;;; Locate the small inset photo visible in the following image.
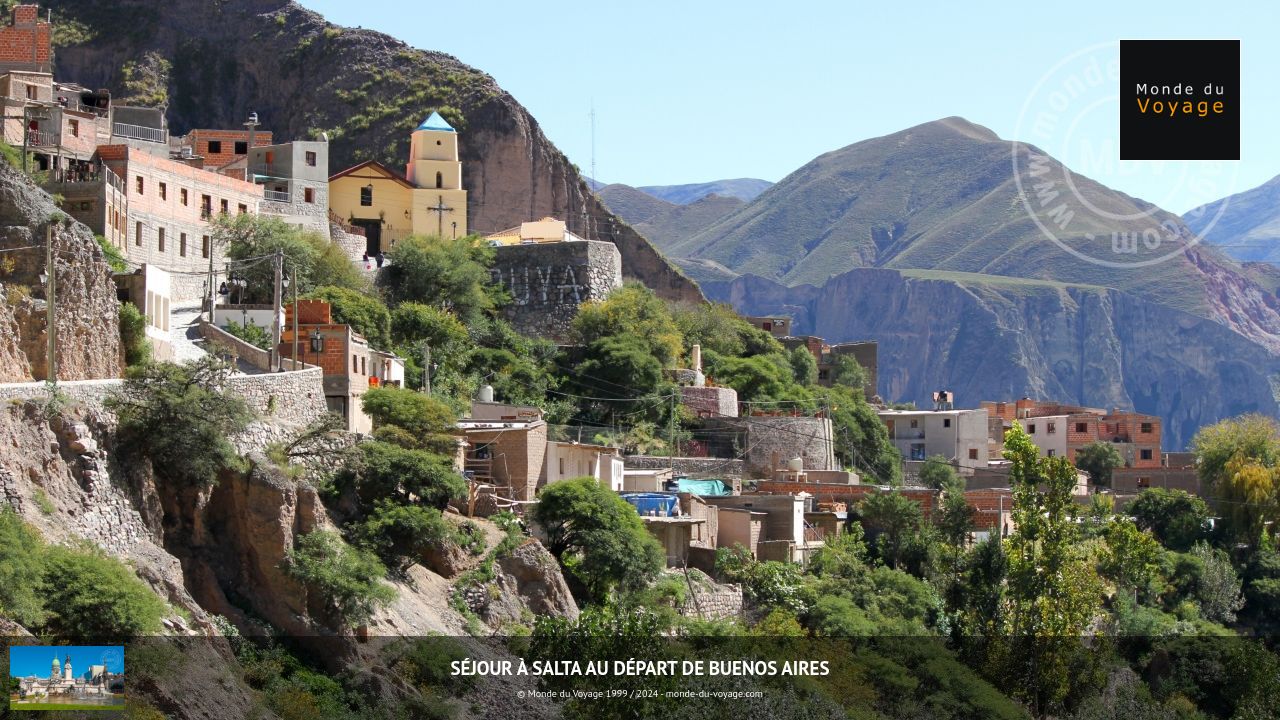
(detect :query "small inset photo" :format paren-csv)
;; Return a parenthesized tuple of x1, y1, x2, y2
(8, 645, 125, 711)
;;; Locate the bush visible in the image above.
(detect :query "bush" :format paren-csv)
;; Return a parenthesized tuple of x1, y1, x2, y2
(714, 545, 809, 614)
(362, 386, 457, 440)
(285, 530, 396, 626)
(307, 285, 391, 350)
(96, 235, 127, 272)
(0, 509, 48, 627)
(118, 302, 151, 367)
(107, 357, 253, 488)
(222, 319, 272, 351)
(351, 440, 466, 511)
(378, 234, 498, 325)
(41, 542, 167, 638)
(351, 501, 459, 570)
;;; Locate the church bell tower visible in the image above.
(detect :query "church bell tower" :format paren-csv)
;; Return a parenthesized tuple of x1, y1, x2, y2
(405, 111, 468, 237)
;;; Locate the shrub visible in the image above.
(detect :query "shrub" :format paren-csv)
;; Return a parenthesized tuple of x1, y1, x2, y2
(351, 500, 458, 570)
(222, 319, 272, 351)
(285, 530, 396, 626)
(351, 440, 466, 510)
(307, 285, 390, 350)
(118, 302, 152, 367)
(362, 386, 457, 439)
(96, 234, 127, 272)
(41, 542, 167, 638)
(0, 509, 48, 627)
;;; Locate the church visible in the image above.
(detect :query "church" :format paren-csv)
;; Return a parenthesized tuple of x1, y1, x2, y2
(14, 652, 118, 700)
(328, 111, 469, 256)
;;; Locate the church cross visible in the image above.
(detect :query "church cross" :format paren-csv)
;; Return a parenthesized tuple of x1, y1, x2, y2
(428, 195, 453, 237)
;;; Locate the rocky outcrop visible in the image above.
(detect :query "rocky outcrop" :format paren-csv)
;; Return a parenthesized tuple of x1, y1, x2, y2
(710, 269, 1280, 449)
(485, 540, 579, 625)
(46, 0, 703, 305)
(0, 161, 121, 381)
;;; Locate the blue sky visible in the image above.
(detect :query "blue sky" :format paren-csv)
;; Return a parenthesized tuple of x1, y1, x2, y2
(9, 646, 124, 679)
(299, 0, 1278, 212)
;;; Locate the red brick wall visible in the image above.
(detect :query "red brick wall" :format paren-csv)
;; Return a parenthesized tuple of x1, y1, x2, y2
(0, 5, 50, 71)
(186, 129, 274, 168)
(287, 299, 331, 325)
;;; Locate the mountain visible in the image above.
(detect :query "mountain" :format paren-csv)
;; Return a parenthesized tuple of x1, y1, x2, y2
(668, 117, 1280, 353)
(637, 178, 773, 204)
(598, 184, 745, 249)
(43, 0, 701, 304)
(706, 269, 1280, 450)
(1183, 174, 1280, 263)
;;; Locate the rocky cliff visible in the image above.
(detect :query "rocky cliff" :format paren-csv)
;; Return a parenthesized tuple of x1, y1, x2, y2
(708, 269, 1280, 449)
(44, 0, 702, 305)
(0, 160, 121, 381)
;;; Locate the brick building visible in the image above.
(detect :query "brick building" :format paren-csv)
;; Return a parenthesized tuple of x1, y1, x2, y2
(176, 128, 274, 169)
(778, 335, 879, 398)
(92, 144, 264, 300)
(0, 5, 50, 74)
(457, 401, 549, 504)
(982, 399, 1162, 471)
(277, 299, 376, 433)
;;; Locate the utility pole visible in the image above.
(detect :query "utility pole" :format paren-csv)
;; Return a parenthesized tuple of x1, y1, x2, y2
(206, 233, 216, 323)
(45, 224, 56, 385)
(290, 266, 298, 371)
(271, 250, 283, 371)
(422, 342, 431, 394)
(668, 394, 676, 458)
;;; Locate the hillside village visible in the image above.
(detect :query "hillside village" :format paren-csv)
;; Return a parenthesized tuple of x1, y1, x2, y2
(1, 4, 1279, 720)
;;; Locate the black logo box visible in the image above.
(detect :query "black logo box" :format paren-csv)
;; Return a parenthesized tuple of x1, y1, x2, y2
(1120, 39, 1239, 160)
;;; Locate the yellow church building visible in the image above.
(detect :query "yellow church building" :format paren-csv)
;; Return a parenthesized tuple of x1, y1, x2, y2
(328, 111, 468, 255)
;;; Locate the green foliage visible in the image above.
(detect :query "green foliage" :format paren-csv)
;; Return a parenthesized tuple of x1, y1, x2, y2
(714, 544, 809, 614)
(118, 301, 152, 367)
(40, 541, 167, 638)
(531, 477, 664, 601)
(307, 285, 391, 349)
(362, 386, 457, 444)
(805, 566, 941, 636)
(118, 51, 171, 107)
(574, 335, 664, 399)
(671, 301, 781, 358)
(347, 440, 465, 510)
(918, 454, 959, 491)
(859, 490, 937, 576)
(285, 530, 396, 626)
(96, 234, 127, 272)
(107, 357, 252, 488)
(787, 345, 818, 385)
(32, 488, 54, 515)
(817, 384, 902, 482)
(351, 500, 464, 571)
(1129, 489, 1210, 552)
(391, 637, 477, 697)
(572, 283, 682, 367)
(1191, 414, 1280, 544)
(1101, 518, 1163, 599)
(222, 319, 272, 351)
(829, 355, 868, 390)
(1186, 542, 1244, 624)
(379, 234, 498, 325)
(0, 509, 48, 626)
(216, 214, 367, 304)
(936, 486, 976, 547)
(1075, 441, 1124, 489)
(703, 348, 810, 404)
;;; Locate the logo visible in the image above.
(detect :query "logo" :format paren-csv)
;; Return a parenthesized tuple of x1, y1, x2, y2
(1120, 40, 1240, 160)
(1012, 42, 1239, 268)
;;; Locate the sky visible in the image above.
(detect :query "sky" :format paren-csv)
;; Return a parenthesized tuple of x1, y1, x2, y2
(298, 0, 1279, 213)
(9, 646, 125, 679)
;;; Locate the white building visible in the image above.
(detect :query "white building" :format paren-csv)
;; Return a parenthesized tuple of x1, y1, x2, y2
(878, 408, 990, 469)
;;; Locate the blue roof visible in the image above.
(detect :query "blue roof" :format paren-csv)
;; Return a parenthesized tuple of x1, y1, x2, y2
(416, 111, 455, 132)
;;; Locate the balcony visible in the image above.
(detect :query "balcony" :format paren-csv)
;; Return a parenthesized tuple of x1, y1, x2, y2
(111, 122, 166, 144)
(25, 130, 55, 148)
(262, 189, 291, 203)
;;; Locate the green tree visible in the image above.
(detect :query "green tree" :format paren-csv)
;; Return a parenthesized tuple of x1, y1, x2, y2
(1101, 518, 1163, 601)
(1192, 414, 1280, 545)
(572, 283, 682, 367)
(531, 477, 664, 601)
(1128, 488, 1210, 552)
(107, 357, 253, 488)
(1003, 423, 1103, 715)
(362, 386, 456, 444)
(0, 509, 47, 627)
(41, 542, 167, 638)
(829, 355, 868, 391)
(670, 302, 781, 359)
(919, 454, 959, 491)
(285, 530, 396, 627)
(1074, 441, 1124, 491)
(347, 441, 465, 511)
(350, 500, 462, 572)
(788, 345, 818, 386)
(1188, 542, 1244, 624)
(936, 486, 976, 548)
(817, 384, 902, 483)
(118, 302, 151, 368)
(378, 234, 498, 325)
(704, 349, 809, 404)
(215, 214, 365, 302)
(859, 490, 937, 577)
(306, 285, 391, 350)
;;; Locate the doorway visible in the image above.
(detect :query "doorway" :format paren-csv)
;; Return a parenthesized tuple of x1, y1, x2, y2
(352, 219, 382, 256)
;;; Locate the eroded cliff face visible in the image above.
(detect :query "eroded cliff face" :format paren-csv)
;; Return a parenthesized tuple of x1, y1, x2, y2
(710, 269, 1280, 449)
(0, 161, 121, 381)
(46, 0, 702, 305)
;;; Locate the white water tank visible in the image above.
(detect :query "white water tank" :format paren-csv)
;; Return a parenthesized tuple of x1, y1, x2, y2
(477, 384, 494, 403)
(787, 457, 804, 472)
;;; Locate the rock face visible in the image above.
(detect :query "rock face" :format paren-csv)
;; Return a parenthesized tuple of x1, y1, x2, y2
(45, 0, 702, 305)
(709, 269, 1280, 450)
(0, 160, 121, 381)
(473, 539, 578, 628)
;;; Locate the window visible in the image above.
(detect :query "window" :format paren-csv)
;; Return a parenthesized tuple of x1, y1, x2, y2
(135, 176, 144, 194)
(359, 185, 372, 206)
(158, 182, 166, 200)
(157, 227, 165, 252)
(909, 419, 918, 429)
(1027, 423, 1036, 434)
(1048, 449, 1056, 457)
(180, 188, 188, 206)
(234, 141, 247, 154)
(207, 140, 222, 154)
(135, 221, 142, 246)
(179, 233, 187, 257)
(1140, 422, 1153, 434)
(303, 187, 315, 203)
(202, 235, 210, 259)
(1075, 422, 1088, 433)
(1137, 477, 1151, 489)
(78, 201, 91, 211)
(201, 194, 212, 218)
(435, 171, 443, 189)
(943, 418, 951, 428)
(1047, 422, 1056, 434)
(968, 448, 978, 460)
(24, 84, 35, 100)
(762, 321, 772, 331)
(360, 356, 366, 375)
(237, 203, 247, 214)
(305, 151, 317, 166)
(220, 199, 228, 214)
(558, 458, 565, 475)
(910, 443, 925, 461)
(68, 119, 78, 137)
(1140, 449, 1153, 460)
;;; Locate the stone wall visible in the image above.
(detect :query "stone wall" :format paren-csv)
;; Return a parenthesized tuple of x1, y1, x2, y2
(225, 367, 327, 427)
(488, 240, 622, 340)
(680, 385, 738, 418)
(707, 416, 836, 477)
(625, 455, 745, 479)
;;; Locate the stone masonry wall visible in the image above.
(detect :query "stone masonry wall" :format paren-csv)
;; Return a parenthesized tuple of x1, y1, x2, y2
(489, 240, 622, 340)
(625, 455, 745, 479)
(707, 416, 836, 477)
